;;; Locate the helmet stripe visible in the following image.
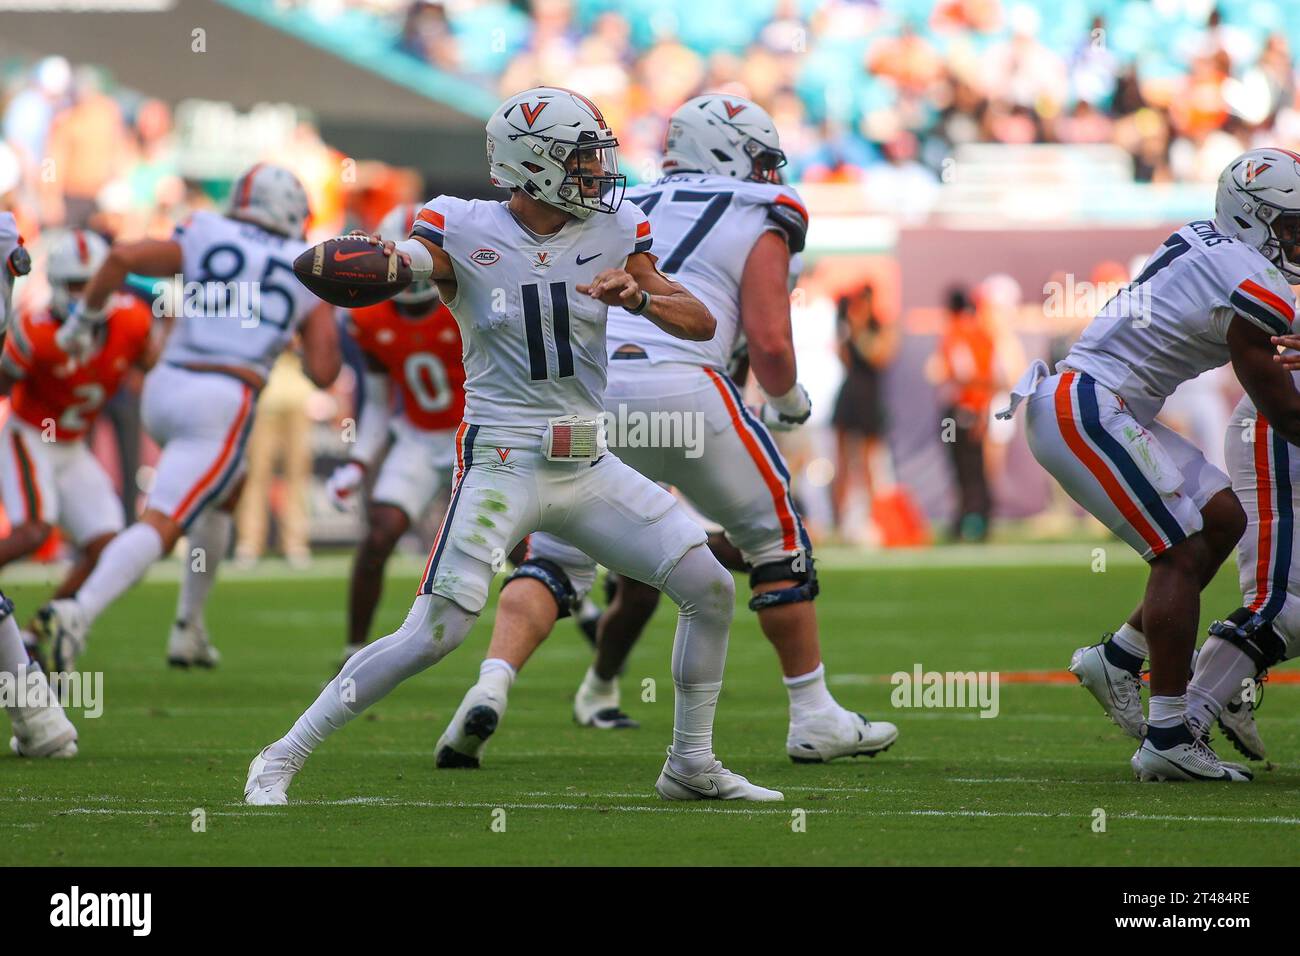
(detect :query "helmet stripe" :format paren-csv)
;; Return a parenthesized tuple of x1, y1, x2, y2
(236, 163, 263, 210)
(555, 87, 607, 130)
(74, 230, 88, 264)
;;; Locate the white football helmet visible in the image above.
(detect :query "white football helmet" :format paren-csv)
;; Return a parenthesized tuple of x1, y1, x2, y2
(377, 203, 439, 306)
(486, 87, 625, 219)
(46, 228, 109, 319)
(662, 94, 788, 183)
(228, 163, 311, 239)
(1215, 147, 1300, 281)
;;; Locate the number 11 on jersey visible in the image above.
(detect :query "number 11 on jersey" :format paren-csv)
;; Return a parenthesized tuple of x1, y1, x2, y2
(521, 281, 575, 381)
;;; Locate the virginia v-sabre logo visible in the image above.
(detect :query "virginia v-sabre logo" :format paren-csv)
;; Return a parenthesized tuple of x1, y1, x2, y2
(50, 886, 151, 936)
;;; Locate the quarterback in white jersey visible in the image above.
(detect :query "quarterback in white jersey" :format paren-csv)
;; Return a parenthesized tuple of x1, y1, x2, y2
(438, 94, 897, 770)
(246, 87, 782, 804)
(1002, 147, 1300, 781)
(35, 164, 341, 672)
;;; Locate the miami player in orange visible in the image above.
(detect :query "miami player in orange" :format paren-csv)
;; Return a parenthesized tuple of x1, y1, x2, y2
(327, 204, 466, 662)
(0, 229, 156, 645)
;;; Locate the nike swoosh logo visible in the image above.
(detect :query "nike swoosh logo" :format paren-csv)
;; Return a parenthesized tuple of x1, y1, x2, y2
(333, 249, 375, 262)
(576, 253, 601, 265)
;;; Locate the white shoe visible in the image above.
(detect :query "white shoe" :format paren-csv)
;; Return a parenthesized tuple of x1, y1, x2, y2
(573, 677, 638, 729)
(787, 707, 897, 763)
(167, 620, 220, 668)
(244, 745, 304, 805)
(655, 751, 784, 802)
(1219, 672, 1267, 762)
(35, 599, 89, 675)
(435, 684, 503, 769)
(1131, 721, 1253, 782)
(7, 671, 78, 757)
(1069, 639, 1145, 738)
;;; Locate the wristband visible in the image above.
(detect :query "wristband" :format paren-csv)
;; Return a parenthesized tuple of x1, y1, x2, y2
(626, 290, 651, 315)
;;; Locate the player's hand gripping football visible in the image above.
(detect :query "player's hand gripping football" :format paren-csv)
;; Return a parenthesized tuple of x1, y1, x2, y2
(578, 269, 644, 311)
(327, 461, 366, 511)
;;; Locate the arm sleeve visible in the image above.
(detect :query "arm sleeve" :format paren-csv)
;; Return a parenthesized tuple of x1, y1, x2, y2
(1230, 272, 1297, 337)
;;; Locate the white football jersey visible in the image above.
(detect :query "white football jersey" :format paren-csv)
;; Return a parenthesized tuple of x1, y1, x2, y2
(0, 212, 21, 333)
(412, 195, 651, 430)
(162, 211, 318, 378)
(604, 173, 808, 370)
(1063, 219, 1298, 424)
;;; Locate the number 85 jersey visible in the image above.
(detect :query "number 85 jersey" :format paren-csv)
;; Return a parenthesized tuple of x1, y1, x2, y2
(412, 196, 652, 432)
(162, 211, 318, 380)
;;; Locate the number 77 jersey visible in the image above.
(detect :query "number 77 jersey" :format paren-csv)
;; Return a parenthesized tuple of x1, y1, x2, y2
(411, 195, 652, 431)
(1063, 218, 1299, 425)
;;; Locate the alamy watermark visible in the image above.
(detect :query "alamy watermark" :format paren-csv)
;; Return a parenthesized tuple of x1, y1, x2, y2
(890, 664, 1000, 718)
(0, 670, 103, 718)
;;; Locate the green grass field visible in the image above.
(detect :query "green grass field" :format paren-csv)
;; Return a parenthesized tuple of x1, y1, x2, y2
(5, 545, 1299, 866)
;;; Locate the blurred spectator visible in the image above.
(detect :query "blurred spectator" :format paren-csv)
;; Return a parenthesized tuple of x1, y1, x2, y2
(830, 282, 898, 539)
(38, 66, 129, 228)
(927, 287, 997, 543)
(235, 353, 317, 568)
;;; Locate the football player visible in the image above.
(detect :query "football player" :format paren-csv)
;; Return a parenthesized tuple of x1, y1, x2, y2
(34, 164, 341, 671)
(1001, 147, 1300, 781)
(436, 94, 898, 769)
(327, 203, 466, 663)
(0, 230, 155, 625)
(245, 87, 780, 804)
(0, 211, 76, 757)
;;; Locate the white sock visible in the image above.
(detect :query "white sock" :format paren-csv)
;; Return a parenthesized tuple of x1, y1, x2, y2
(1111, 622, 1148, 660)
(176, 510, 232, 628)
(580, 663, 616, 697)
(1186, 636, 1258, 731)
(0, 601, 29, 676)
(274, 594, 476, 760)
(75, 523, 164, 622)
(784, 663, 834, 717)
(660, 545, 734, 774)
(478, 657, 516, 700)
(1148, 694, 1186, 728)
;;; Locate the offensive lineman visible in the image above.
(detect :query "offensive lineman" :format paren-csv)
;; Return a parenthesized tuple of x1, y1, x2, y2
(0, 210, 78, 757)
(436, 94, 898, 768)
(245, 87, 781, 804)
(327, 203, 466, 662)
(1001, 148, 1300, 781)
(35, 164, 341, 670)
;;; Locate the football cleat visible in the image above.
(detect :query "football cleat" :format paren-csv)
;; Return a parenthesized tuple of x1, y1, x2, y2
(655, 750, 784, 802)
(574, 678, 638, 729)
(166, 620, 220, 668)
(7, 670, 78, 757)
(1131, 721, 1253, 782)
(35, 599, 89, 675)
(787, 708, 897, 763)
(1218, 672, 1267, 762)
(435, 684, 503, 769)
(244, 745, 304, 805)
(1069, 638, 1145, 738)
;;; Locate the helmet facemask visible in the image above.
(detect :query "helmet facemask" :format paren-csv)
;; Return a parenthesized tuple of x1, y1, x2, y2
(742, 137, 788, 183)
(544, 134, 625, 218)
(1259, 202, 1300, 282)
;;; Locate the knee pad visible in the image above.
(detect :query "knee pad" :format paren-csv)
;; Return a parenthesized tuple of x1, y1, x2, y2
(1207, 607, 1290, 670)
(747, 555, 819, 612)
(503, 558, 577, 619)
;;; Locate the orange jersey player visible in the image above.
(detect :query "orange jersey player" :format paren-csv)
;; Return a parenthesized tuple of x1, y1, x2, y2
(0, 229, 156, 612)
(326, 204, 466, 661)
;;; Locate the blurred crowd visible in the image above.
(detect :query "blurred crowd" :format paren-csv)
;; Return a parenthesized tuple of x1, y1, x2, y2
(282, 0, 1300, 189)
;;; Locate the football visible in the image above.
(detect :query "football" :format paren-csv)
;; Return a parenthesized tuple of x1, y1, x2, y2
(293, 235, 413, 308)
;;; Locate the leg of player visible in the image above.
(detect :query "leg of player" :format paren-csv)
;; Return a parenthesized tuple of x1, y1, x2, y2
(245, 593, 479, 804)
(0, 519, 53, 571)
(585, 575, 661, 717)
(343, 502, 411, 662)
(1071, 489, 1245, 738)
(0, 590, 77, 757)
(36, 509, 181, 673)
(167, 502, 234, 668)
(435, 576, 556, 768)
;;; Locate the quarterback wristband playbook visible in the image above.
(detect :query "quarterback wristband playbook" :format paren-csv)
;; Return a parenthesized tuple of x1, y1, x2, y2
(395, 238, 435, 280)
(544, 415, 606, 462)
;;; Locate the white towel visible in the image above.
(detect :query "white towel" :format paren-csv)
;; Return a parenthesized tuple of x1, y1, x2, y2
(995, 359, 1051, 421)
